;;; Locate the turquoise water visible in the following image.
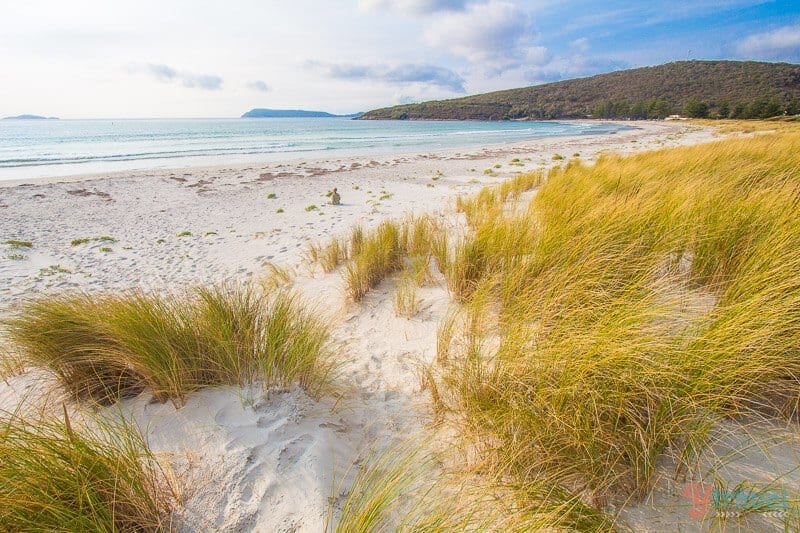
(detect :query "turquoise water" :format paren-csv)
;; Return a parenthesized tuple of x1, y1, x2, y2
(0, 118, 627, 181)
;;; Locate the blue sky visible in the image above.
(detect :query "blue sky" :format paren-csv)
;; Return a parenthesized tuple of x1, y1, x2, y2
(1, 0, 799, 118)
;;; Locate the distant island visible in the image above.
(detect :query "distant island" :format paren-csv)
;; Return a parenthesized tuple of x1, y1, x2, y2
(242, 108, 362, 118)
(360, 60, 800, 121)
(3, 114, 59, 120)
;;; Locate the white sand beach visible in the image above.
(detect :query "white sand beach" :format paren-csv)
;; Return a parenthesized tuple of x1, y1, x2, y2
(1, 120, 754, 531)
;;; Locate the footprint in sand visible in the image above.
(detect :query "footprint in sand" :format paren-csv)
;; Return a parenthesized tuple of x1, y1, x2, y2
(277, 434, 314, 473)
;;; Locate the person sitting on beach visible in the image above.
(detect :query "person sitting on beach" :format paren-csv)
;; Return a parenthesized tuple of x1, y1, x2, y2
(329, 187, 341, 205)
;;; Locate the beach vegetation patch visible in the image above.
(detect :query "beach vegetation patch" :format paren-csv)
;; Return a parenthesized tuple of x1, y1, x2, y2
(177, 231, 191, 237)
(71, 236, 117, 246)
(4, 240, 32, 249)
(305, 205, 318, 212)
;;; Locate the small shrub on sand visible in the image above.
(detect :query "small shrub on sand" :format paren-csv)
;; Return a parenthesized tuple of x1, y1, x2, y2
(305, 204, 318, 212)
(266, 193, 277, 199)
(4, 285, 332, 404)
(0, 412, 176, 531)
(551, 153, 564, 160)
(177, 231, 191, 237)
(275, 208, 284, 213)
(3, 240, 32, 248)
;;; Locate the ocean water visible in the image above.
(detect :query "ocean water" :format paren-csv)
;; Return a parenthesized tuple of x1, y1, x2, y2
(0, 117, 627, 181)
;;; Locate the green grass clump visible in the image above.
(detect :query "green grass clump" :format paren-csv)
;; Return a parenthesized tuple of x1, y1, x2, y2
(4, 240, 32, 248)
(72, 236, 117, 246)
(100, 247, 112, 253)
(6, 254, 25, 261)
(177, 231, 191, 237)
(266, 193, 277, 199)
(276, 208, 284, 213)
(4, 285, 332, 405)
(551, 153, 564, 160)
(0, 412, 175, 531)
(431, 127, 800, 515)
(305, 205, 318, 212)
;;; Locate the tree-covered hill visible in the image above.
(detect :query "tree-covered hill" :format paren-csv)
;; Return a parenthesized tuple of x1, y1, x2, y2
(359, 60, 800, 121)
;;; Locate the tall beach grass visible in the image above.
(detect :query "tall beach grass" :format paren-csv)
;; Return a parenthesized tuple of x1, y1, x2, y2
(432, 129, 800, 515)
(0, 411, 176, 531)
(4, 285, 332, 405)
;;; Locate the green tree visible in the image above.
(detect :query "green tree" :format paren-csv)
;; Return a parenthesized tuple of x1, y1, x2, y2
(717, 99, 730, 119)
(684, 99, 709, 118)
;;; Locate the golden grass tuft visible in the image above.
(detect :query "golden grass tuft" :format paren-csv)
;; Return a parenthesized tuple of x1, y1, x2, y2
(0, 411, 176, 531)
(394, 273, 420, 318)
(260, 261, 294, 292)
(4, 285, 333, 405)
(343, 221, 405, 302)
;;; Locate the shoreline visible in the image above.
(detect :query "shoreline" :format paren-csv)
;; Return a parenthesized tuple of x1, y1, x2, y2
(0, 119, 640, 188)
(0, 120, 712, 308)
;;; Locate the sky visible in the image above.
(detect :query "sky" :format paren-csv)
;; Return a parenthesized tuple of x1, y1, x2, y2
(1, 0, 799, 118)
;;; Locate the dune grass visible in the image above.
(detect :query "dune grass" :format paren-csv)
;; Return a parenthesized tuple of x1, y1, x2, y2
(343, 221, 405, 302)
(394, 273, 420, 318)
(320, 237, 349, 273)
(260, 261, 294, 292)
(331, 441, 614, 532)
(0, 411, 176, 531)
(429, 129, 800, 516)
(4, 285, 332, 405)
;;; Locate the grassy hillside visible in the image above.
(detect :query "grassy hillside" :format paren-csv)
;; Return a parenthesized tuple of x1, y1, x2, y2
(360, 60, 800, 120)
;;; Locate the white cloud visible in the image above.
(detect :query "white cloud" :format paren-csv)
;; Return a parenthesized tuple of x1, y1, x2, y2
(143, 63, 223, 90)
(360, 0, 469, 14)
(736, 25, 800, 60)
(311, 61, 467, 92)
(570, 37, 590, 52)
(247, 80, 271, 92)
(424, 1, 542, 72)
